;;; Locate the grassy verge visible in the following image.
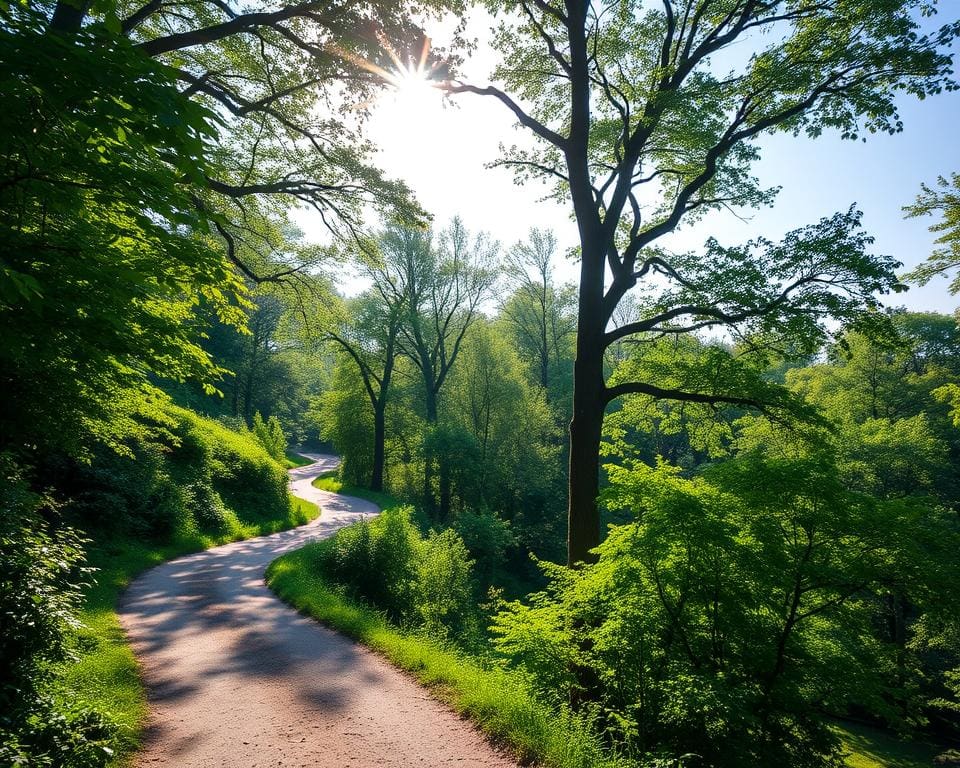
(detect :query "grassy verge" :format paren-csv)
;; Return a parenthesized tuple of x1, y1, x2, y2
(59, 493, 320, 766)
(311, 471, 402, 511)
(833, 721, 942, 768)
(284, 450, 315, 468)
(266, 541, 625, 768)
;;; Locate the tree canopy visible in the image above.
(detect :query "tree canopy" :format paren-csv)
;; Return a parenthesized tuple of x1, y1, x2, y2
(450, 0, 958, 564)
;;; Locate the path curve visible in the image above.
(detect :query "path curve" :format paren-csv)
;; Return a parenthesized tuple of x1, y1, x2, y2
(119, 453, 516, 767)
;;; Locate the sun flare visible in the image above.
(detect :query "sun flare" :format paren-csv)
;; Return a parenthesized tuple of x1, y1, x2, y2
(336, 34, 443, 111)
(388, 63, 437, 101)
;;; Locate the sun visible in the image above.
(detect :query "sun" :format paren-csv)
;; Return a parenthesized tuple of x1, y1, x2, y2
(335, 34, 443, 111)
(379, 36, 443, 103)
(388, 63, 438, 102)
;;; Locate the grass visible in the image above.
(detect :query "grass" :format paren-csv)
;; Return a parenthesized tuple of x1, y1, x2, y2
(311, 471, 403, 512)
(284, 450, 315, 468)
(58, 493, 320, 766)
(266, 541, 626, 768)
(833, 721, 944, 768)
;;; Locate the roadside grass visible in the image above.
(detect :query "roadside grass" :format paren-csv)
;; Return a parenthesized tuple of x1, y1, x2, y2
(58, 493, 320, 766)
(266, 541, 626, 768)
(833, 721, 943, 768)
(284, 450, 315, 468)
(311, 471, 402, 512)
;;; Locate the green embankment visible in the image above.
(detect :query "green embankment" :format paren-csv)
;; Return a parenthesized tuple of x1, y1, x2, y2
(57, 408, 320, 766)
(284, 451, 315, 468)
(833, 721, 941, 768)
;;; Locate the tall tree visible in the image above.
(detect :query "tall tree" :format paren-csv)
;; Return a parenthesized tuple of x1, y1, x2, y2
(450, 0, 956, 564)
(376, 218, 498, 517)
(500, 228, 576, 403)
(1, 0, 459, 459)
(324, 290, 404, 491)
(40, 0, 461, 278)
(1, 13, 242, 457)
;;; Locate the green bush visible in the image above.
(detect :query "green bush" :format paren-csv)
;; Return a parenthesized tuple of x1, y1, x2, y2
(491, 455, 960, 768)
(417, 529, 476, 638)
(311, 505, 478, 636)
(452, 507, 516, 590)
(165, 405, 289, 526)
(252, 411, 287, 463)
(0, 457, 113, 767)
(61, 404, 291, 543)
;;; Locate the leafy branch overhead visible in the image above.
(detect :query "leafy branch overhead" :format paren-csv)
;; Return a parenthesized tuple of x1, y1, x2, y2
(905, 172, 960, 294)
(457, 0, 955, 334)
(45, 0, 464, 281)
(0, 0, 460, 454)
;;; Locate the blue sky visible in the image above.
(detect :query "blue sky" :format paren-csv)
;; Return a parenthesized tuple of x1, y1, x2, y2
(692, 94, 960, 313)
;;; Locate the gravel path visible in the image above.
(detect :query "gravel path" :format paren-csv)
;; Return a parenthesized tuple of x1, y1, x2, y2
(119, 454, 516, 768)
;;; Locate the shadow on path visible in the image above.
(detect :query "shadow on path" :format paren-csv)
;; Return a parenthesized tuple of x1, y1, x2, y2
(119, 454, 515, 768)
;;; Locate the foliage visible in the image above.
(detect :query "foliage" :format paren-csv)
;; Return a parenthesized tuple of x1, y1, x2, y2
(417, 529, 477, 638)
(606, 335, 816, 459)
(316, 295, 565, 565)
(319, 286, 405, 489)
(492, 453, 960, 767)
(461, 0, 958, 563)
(0, 10, 245, 459)
(309, 505, 479, 639)
(500, 227, 577, 411)
(372, 218, 500, 517)
(904, 173, 960, 294)
(314, 359, 377, 486)
(452, 507, 517, 590)
(267, 545, 627, 768)
(441, 322, 563, 527)
(0, 458, 114, 767)
(57, 404, 291, 547)
(252, 411, 287, 463)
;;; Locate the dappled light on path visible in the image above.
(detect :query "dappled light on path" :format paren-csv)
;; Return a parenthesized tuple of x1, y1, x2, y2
(119, 454, 514, 767)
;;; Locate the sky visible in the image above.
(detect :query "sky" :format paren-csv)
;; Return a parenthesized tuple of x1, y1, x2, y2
(297, 8, 960, 314)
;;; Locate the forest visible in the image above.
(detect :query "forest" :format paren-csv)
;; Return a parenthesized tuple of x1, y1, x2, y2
(2, 0, 960, 767)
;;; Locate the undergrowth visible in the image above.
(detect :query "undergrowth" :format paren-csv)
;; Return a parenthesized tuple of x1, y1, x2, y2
(266, 537, 625, 768)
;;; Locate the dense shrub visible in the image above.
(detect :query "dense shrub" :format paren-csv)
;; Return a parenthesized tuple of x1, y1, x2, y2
(313, 362, 376, 487)
(0, 457, 113, 767)
(452, 507, 516, 590)
(60, 404, 290, 542)
(166, 405, 289, 526)
(311, 505, 478, 638)
(491, 456, 960, 768)
(417, 529, 476, 637)
(252, 411, 287, 463)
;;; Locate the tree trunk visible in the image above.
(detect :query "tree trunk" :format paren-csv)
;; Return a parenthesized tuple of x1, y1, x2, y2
(49, 0, 90, 33)
(566, 245, 606, 566)
(371, 400, 386, 492)
(540, 315, 550, 398)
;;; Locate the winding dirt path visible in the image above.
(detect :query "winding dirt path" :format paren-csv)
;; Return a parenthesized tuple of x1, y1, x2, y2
(119, 454, 516, 768)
